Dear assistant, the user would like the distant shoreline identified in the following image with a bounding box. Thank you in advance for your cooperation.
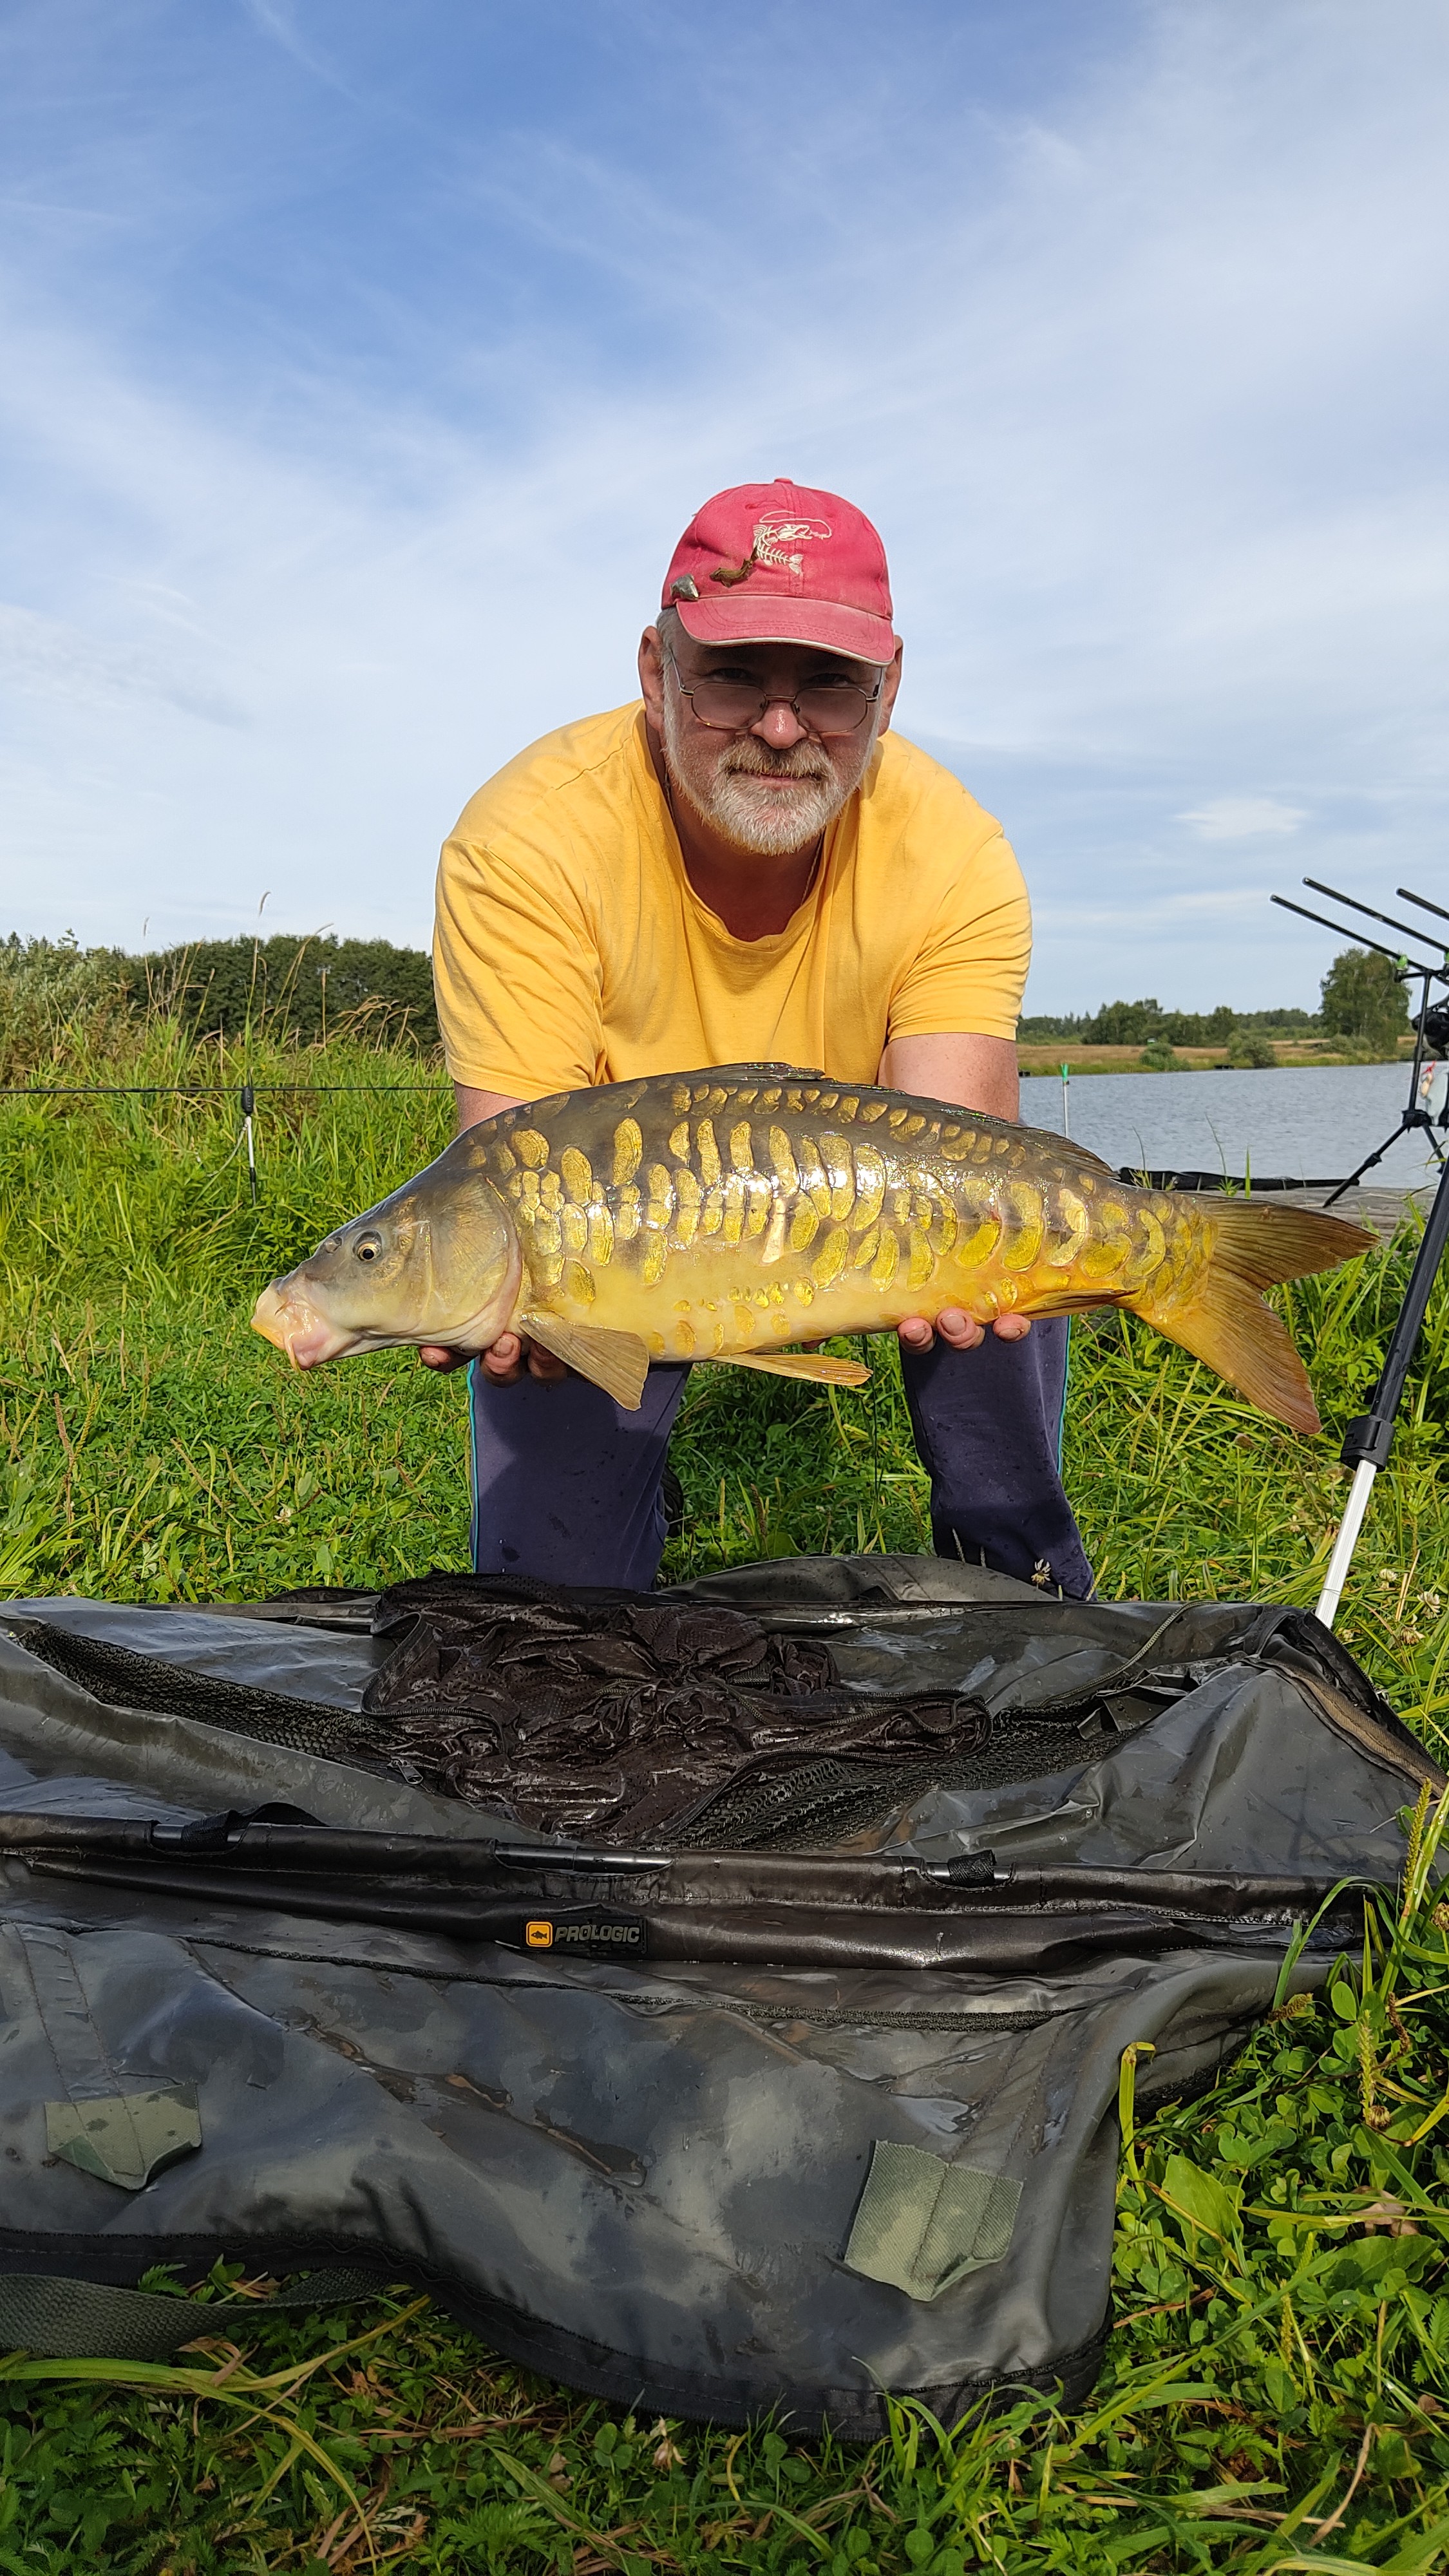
[1017,1045,1417,1077]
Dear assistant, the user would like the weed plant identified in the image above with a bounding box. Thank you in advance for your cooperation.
[0,1010,1446,2570]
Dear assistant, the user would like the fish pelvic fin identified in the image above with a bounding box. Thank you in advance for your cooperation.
[713,1352,871,1388]
[518,1313,651,1410]
[1132,1201,1376,1435]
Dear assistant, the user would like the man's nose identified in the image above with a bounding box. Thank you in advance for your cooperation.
[752,697,808,750]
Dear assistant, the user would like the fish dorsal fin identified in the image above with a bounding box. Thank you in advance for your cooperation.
[714,1352,871,1388]
[1051,1136,1120,1180]
[519,1313,651,1410]
[681,1062,825,1084]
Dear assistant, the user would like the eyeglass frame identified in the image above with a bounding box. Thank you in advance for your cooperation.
[661,641,884,739]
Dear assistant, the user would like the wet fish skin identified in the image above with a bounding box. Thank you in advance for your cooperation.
[252,1062,1376,1433]
[489,1073,1194,1347]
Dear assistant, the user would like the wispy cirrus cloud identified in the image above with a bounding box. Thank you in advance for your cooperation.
[1177,799,1309,843]
[0,601,244,725]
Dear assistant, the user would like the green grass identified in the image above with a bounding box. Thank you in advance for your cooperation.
[1,1015,1448,2571]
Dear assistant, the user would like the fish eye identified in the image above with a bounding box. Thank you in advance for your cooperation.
[354,1231,384,1264]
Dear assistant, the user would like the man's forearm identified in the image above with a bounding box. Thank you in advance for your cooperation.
[876,1032,1019,1122]
[455,1083,522,1133]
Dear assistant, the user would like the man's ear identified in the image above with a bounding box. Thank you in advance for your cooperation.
[876,640,904,739]
[638,624,667,741]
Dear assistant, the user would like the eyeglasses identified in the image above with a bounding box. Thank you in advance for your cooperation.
[667,656,882,739]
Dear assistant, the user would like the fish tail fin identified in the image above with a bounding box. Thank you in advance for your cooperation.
[1131,1202,1376,1435]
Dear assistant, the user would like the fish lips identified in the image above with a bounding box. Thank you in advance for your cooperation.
[252,1211,522,1371]
[250,1280,511,1368]
[251,1282,402,1369]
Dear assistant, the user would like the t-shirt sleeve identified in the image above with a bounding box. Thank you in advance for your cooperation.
[884,825,1032,1046]
[433,828,605,1098]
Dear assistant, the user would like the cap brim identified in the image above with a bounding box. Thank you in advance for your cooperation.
[672,593,896,665]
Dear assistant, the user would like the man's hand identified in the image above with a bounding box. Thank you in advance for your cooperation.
[419,1333,568,1385]
[897,1308,1032,1358]
[878,1033,1030,1359]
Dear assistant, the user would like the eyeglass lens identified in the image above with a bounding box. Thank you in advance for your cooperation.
[685,678,877,737]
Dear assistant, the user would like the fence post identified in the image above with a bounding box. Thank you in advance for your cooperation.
[241,1081,258,1204]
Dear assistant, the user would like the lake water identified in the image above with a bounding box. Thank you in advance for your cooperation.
[1018,1061,1448,1192]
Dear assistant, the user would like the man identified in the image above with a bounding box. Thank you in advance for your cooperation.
[426,478,1092,1598]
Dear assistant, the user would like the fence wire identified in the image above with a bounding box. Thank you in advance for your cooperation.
[0,1083,443,1097]
[0,1077,451,1202]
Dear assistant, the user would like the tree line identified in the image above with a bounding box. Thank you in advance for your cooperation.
[0,933,1415,1062]
[1020,950,1410,1056]
[0,933,441,1048]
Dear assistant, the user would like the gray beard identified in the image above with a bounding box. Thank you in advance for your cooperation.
[661,691,851,857]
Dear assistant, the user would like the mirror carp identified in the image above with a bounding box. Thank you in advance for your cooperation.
[252,1062,1376,1434]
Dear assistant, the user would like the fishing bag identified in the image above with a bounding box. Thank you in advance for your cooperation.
[0,1555,1433,2435]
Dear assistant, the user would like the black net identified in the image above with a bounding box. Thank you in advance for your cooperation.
[4,1622,381,1764]
[3,1576,1152,1848]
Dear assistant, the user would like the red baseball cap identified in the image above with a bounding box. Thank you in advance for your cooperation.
[660,477,896,665]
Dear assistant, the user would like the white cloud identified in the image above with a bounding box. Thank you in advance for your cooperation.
[1177,798,1309,842]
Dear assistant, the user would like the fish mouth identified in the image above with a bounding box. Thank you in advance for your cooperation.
[251,1282,352,1369]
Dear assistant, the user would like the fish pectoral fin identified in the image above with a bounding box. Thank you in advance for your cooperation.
[712,1352,871,1388]
[518,1314,651,1410]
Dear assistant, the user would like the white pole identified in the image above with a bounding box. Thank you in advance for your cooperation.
[1315,1458,1379,1629]
[242,1078,258,1206]
[1060,1061,1071,1138]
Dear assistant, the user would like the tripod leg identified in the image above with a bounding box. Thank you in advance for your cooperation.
[1316,1146,1449,1624]
[1315,1459,1378,1629]
[1324,1125,1407,1204]
[1326,995,1442,1203]
[1324,1108,1443,1205]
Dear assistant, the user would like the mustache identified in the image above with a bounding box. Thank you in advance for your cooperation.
[718,741,833,781]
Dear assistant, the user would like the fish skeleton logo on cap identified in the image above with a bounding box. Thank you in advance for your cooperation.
[754,514,832,574]
[711,514,833,587]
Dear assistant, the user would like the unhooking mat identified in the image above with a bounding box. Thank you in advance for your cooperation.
[0,1554,1437,2434]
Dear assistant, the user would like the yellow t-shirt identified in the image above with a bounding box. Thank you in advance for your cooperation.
[433,703,1030,1095]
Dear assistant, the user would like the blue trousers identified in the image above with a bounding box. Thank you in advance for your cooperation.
[468,1320,1093,1598]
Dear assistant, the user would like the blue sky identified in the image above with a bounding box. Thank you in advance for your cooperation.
[1,1,1446,1012]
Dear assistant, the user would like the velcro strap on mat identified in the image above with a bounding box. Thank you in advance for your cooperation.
[845,2142,1023,2301]
[0,2266,378,2360]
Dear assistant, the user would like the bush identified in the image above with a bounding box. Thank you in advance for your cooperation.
[0,933,442,1081]
[1088,998,1163,1046]
[1226,1030,1277,1068]
[1320,947,1408,1057]
[0,934,132,1081]
[1080,1000,1285,1050]
[122,936,439,1049]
